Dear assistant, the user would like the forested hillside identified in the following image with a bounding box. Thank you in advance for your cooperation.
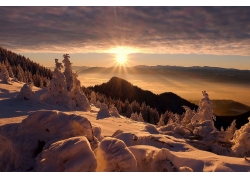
[0,47,52,87]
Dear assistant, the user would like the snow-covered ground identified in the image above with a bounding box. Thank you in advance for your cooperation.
[1,80,250,173]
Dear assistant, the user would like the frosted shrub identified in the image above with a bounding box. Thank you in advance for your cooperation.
[231,118,250,157]
[17,82,34,100]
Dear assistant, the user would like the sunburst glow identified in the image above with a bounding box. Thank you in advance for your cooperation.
[108,47,138,66]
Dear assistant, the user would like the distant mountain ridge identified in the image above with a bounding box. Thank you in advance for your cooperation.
[89,76,198,115]
[77,65,250,85]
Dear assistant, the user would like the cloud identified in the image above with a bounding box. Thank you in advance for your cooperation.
[0,7,250,55]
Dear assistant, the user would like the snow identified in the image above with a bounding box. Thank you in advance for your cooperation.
[36,136,97,172]
[1,81,250,172]
[95,137,137,172]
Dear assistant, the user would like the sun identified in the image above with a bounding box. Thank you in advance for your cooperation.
[108,47,137,66]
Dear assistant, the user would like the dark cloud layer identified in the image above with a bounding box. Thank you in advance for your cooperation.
[0,7,250,55]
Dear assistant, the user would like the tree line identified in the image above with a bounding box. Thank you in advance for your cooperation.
[0,47,52,87]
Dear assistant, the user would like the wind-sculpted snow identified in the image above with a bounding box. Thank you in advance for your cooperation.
[0,134,19,172]
[1,82,250,172]
[36,136,97,172]
[95,137,137,172]
[0,110,98,171]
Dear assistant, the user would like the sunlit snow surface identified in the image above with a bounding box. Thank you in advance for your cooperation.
[1,80,250,172]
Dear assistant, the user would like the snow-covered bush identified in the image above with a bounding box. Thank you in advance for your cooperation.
[109,105,120,118]
[96,103,111,119]
[36,136,97,172]
[130,112,139,121]
[17,82,34,100]
[95,137,137,172]
[96,100,101,108]
[231,118,250,157]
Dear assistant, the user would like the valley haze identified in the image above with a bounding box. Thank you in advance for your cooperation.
[65,65,250,107]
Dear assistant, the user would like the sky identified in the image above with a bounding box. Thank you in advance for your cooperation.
[1,5,250,69]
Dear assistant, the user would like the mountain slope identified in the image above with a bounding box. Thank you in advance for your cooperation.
[89,76,198,115]
[0,47,52,87]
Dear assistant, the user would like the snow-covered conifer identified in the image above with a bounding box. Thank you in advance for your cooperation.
[138,112,144,122]
[109,105,120,117]
[191,91,216,124]
[7,66,14,78]
[97,103,111,119]
[130,113,139,121]
[157,114,165,126]
[62,54,74,92]
[90,91,96,104]
[40,59,68,105]
[0,63,10,83]
[182,106,195,125]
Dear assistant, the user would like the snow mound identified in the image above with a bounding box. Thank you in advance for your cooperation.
[109,106,120,118]
[111,129,124,137]
[1,110,97,171]
[36,136,97,172]
[96,103,111,119]
[16,83,34,100]
[0,134,19,172]
[95,137,137,172]
[18,110,95,142]
[93,126,104,141]
[128,145,159,171]
[151,148,178,172]
[143,124,159,134]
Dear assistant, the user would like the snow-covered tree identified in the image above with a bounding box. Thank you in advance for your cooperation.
[40,59,68,105]
[90,91,96,104]
[7,66,14,78]
[62,54,74,92]
[96,100,101,108]
[0,63,10,83]
[191,91,216,124]
[17,82,34,100]
[130,113,139,121]
[41,56,90,111]
[157,114,165,126]
[182,106,195,125]
[17,65,25,82]
[138,112,144,122]
[126,104,133,118]
[190,91,217,138]
[97,103,111,119]
[231,118,250,157]
[109,105,120,117]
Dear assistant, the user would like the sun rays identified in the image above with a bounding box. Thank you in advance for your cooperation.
[108,46,137,66]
